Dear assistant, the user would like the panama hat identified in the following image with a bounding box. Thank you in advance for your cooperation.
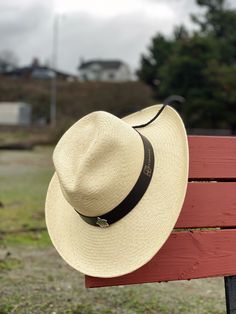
[45,104,189,278]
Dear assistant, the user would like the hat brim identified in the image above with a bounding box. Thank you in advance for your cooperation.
[45,105,189,278]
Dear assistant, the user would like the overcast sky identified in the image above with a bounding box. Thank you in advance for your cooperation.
[0,0,235,74]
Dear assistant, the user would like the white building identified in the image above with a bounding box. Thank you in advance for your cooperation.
[0,102,31,126]
[78,60,131,82]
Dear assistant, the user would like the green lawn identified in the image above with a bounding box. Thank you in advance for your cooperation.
[0,146,54,246]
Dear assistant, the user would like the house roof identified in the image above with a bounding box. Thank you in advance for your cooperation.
[4,66,76,79]
[79,60,124,70]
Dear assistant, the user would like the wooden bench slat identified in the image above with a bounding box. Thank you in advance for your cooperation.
[189,136,236,178]
[86,229,236,288]
[85,136,236,288]
[175,182,236,228]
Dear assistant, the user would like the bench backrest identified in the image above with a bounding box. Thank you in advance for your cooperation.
[85,136,236,288]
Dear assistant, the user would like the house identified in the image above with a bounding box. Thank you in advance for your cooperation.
[4,60,76,81]
[0,102,31,126]
[78,60,131,82]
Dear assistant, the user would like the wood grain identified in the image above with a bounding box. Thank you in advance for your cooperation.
[176,182,236,228]
[188,136,236,179]
[86,229,236,288]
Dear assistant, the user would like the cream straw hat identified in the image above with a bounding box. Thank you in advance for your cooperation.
[45,104,189,278]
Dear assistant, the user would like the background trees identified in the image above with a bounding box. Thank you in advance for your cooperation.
[137,0,236,132]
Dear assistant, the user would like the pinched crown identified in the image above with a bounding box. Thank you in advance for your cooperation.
[53,111,144,217]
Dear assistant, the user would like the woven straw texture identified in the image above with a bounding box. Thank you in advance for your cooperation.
[45,105,189,278]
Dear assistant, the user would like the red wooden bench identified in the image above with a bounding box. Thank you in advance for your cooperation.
[85,136,236,313]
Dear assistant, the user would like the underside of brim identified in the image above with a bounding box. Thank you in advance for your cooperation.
[45,105,189,278]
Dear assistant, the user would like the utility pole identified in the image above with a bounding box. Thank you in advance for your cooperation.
[50,15,59,127]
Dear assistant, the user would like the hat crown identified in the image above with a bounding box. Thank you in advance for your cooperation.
[53,111,144,217]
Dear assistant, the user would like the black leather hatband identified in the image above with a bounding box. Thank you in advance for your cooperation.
[75,132,155,228]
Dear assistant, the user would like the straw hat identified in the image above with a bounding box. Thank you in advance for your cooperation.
[45,104,189,278]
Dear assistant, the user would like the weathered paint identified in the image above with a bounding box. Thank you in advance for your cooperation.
[189,136,236,179]
[86,230,236,288]
[176,182,236,228]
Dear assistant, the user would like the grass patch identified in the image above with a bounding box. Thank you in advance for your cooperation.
[66,285,225,314]
[0,257,22,271]
[0,303,14,314]
[1,230,51,247]
[0,146,53,246]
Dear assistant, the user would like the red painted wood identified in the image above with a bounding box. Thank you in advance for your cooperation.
[86,229,236,288]
[175,182,236,228]
[85,136,236,288]
[188,136,236,179]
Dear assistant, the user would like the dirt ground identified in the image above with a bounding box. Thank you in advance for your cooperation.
[0,244,226,314]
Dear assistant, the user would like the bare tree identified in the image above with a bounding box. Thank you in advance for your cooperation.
[0,50,19,72]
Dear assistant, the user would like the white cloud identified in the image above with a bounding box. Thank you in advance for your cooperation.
[3,0,231,74]
[0,1,53,65]
[54,0,174,19]
[57,10,176,73]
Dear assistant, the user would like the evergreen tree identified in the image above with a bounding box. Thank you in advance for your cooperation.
[137,0,236,132]
[137,34,173,90]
